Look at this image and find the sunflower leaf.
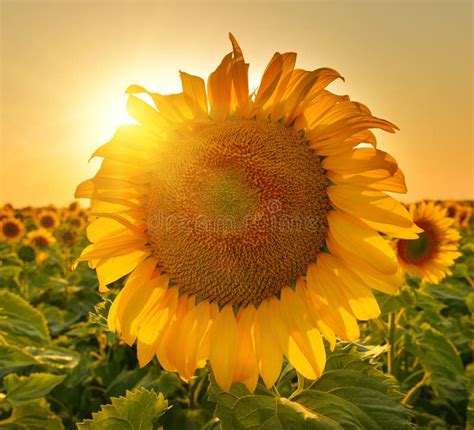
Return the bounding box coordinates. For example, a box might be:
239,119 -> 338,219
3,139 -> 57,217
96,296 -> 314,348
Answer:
0,399 -> 64,430
76,387 -> 168,430
404,323 -> 467,404
2,372 -> 66,406
208,348 -> 410,430
0,291 -> 51,347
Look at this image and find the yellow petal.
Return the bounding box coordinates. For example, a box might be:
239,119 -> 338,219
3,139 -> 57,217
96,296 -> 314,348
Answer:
209,305 -> 238,391
349,264 -> 402,295
126,94 -> 166,132
254,299 -> 283,388
328,168 -> 408,194
327,184 -> 420,238
328,211 -> 398,275
317,254 -> 380,320
177,300 -> 212,379
306,261 -> 360,341
322,148 -> 398,176
136,286 -> 179,367
234,305 -> 259,392
121,274 -> 169,346
278,287 -> 326,379
295,279 -> 336,350
154,294 -> 190,373
96,250 -> 148,292
208,52 -> 233,122
229,33 -> 249,116
180,71 -> 208,117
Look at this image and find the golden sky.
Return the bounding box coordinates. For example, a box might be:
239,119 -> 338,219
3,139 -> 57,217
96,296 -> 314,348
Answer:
1,0 -> 472,207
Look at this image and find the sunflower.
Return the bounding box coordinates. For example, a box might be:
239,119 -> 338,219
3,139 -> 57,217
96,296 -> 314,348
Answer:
75,34 -> 420,391
68,201 -> 81,214
66,215 -> 86,230
1,217 -> 24,243
36,209 -> 59,230
456,205 -> 473,229
27,229 -> 56,249
59,229 -> 78,246
393,201 -> 461,284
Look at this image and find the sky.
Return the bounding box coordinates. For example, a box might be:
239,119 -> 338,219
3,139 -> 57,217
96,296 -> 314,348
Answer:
1,0 -> 472,207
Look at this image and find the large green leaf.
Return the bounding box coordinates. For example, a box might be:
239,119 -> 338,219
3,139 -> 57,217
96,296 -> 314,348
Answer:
76,387 -> 168,429
25,345 -> 80,369
0,345 -> 38,375
209,348 -> 410,430
0,399 -> 64,430
3,372 -> 66,406
405,323 -> 467,404
0,291 -> 50,347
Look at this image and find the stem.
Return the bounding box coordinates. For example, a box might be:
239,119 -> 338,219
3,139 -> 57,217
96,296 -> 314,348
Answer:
402,372 -> 429,405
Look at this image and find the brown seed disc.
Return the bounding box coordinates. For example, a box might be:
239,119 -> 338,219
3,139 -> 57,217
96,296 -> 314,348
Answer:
397,220 -> 437,265
147,119 -> 330,306
3,221 -> 20,238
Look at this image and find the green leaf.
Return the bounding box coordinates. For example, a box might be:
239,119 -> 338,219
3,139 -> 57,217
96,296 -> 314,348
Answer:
25,345 -> 80,369
375,286 -> 416,314
3,373 -> 66,406
0,345 -> 38,375
76,387 -> 168,430
0,291 -> 50,347
209,348 -> 410,430
0,398 -> 64,430
405,323 -> 467,404
0,344 -> 79,376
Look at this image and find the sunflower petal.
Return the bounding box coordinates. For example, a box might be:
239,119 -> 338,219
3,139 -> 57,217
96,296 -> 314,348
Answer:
209,305 -> 238,391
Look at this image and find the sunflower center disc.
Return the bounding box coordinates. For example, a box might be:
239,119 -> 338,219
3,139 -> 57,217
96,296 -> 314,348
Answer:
3,222 -> 20,238
398,221 -> 436,264
147,120 -> 330,306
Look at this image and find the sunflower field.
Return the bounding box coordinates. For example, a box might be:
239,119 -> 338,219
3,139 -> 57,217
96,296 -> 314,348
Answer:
0,200 -> 472,430
1,35 -> 474,430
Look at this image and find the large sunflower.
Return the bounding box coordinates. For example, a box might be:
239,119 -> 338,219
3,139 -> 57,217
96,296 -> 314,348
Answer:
393,201 -> 461,284
75,34 -> 420,391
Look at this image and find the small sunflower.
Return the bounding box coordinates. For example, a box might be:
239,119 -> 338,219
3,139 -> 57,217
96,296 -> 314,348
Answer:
68,201 -> 81,214
59,229 -> 78,246
27,229 -> 56,249
36,209 -> 59,230
75,34 -> 420,391
456,205 -> 473,229
1,217 -> 24,243
66,215 -> 86,230
393,201 -> 461,284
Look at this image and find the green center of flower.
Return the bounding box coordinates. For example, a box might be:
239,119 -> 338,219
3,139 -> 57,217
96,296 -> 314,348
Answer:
200,170 -> 258,225
405,233 -> 431,262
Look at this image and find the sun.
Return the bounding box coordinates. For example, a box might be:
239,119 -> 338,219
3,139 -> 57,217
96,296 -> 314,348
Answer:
108,102 -> 134,129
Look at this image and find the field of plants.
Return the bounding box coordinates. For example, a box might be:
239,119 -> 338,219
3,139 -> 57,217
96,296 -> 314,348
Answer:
0,201 -> 472,429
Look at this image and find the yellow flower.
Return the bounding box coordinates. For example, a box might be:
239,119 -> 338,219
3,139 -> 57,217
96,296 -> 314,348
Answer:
68,201 -> 81,214
27,229 -> 56,249
36,209 -> 59,230
393,201 -> 461,284
59,229 -> 78,246
66,215 -> 86,230
75,34 -> 420,391
0,217 -> 24,243
441,200 -> 472,230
